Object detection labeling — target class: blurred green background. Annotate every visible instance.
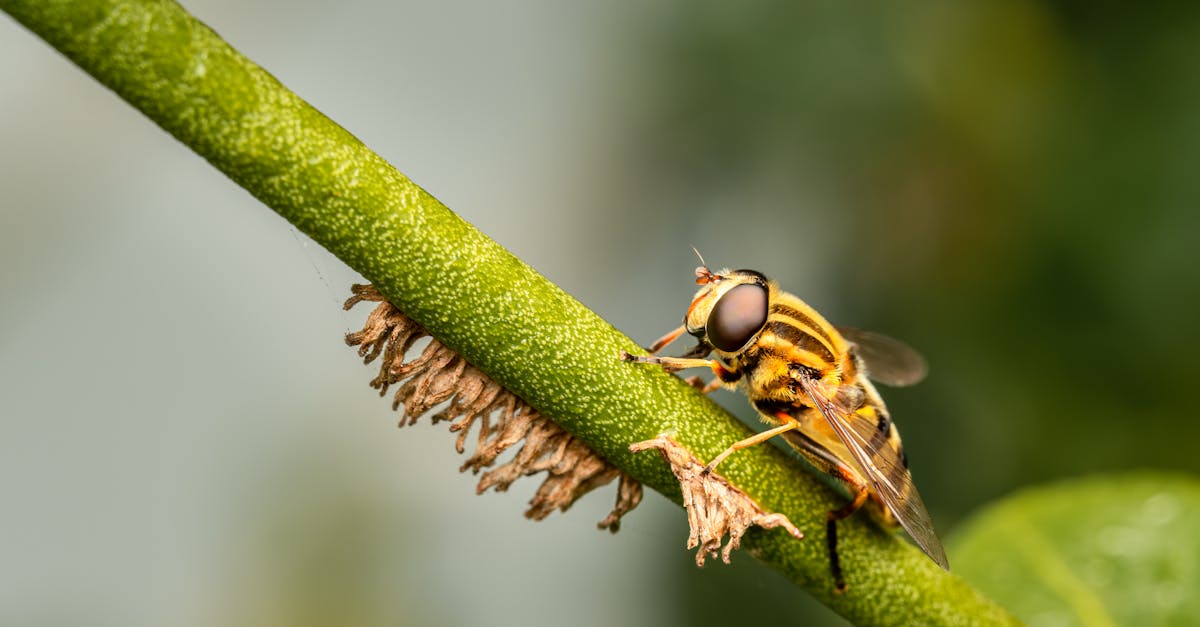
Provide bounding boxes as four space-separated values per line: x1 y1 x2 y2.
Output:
3 1 1198 625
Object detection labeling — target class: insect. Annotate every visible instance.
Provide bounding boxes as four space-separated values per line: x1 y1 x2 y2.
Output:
622 258 948 590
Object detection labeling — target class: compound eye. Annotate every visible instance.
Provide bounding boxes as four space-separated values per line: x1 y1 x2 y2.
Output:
706 283 768 352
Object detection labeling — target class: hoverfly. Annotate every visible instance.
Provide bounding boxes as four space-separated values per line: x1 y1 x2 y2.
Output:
622 259 947 590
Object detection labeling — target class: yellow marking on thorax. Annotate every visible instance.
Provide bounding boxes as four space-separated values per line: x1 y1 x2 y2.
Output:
770 288 847 350
767 288 855 380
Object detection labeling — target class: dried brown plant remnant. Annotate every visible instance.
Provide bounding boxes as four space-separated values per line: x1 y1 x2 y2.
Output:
344 284 643 529
630 435 803 566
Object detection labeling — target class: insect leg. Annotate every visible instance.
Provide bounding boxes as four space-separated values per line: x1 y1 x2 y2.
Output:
703 419 799 474
826 475 870 594
620 352 740 382
623 343 728 395
646 324 687 354
776 427 870 592
677 375 723 394
621 354 710 371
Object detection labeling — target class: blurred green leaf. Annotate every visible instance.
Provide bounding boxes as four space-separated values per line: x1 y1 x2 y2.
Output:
948 473 1200 627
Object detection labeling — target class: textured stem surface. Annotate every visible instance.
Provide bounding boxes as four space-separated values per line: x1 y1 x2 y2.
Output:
0 1 1019 624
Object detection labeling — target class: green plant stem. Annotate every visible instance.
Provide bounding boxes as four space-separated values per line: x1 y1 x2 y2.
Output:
1 1 1019 624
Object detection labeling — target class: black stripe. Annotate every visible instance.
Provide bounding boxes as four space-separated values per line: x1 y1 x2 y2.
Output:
789 361 822 381
772 304 834 345
766 320 836 364
868 413 891 451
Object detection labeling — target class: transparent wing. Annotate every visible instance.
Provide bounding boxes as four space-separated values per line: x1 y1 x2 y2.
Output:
837 327 928 387
798 376 949 570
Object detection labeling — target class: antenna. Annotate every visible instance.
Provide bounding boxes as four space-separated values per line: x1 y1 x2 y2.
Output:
691 245 717 284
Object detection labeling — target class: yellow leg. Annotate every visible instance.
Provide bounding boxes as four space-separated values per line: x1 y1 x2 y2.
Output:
620 353 718 373
704 420 799 474
647 324 687 354
621 345 734 392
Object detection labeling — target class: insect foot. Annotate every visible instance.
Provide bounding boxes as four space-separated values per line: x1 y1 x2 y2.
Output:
629 435 803 566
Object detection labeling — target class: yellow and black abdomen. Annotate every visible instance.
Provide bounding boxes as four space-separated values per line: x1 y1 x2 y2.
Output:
845 394 910 527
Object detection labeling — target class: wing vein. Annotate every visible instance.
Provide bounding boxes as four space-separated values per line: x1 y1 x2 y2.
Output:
798 376 949 570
